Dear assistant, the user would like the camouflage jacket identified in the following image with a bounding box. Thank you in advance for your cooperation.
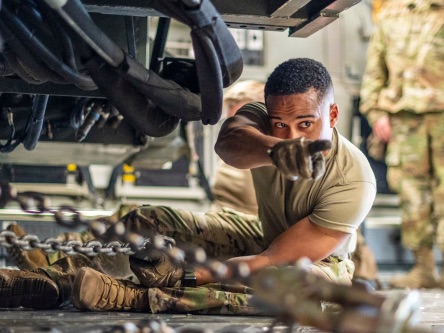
[360,0,444,126]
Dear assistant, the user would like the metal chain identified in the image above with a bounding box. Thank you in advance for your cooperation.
[0,182,185,258]
[0,182,111,230]
[0,182,249,281]
[0,230,179,257]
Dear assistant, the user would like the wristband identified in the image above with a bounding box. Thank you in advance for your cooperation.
[181,268,197,288]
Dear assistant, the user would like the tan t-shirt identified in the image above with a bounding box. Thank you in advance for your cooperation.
[211,161,258,215]
[238,102,377,256]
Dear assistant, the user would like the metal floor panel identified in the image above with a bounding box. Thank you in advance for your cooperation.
[1,288,444,333]
[0,310,320,333]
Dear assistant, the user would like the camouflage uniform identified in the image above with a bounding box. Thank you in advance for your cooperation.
[40,205,354,313]
[44,204,139,265]
[360,0,444,251]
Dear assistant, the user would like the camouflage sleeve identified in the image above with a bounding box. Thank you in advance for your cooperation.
[359,23,389,126]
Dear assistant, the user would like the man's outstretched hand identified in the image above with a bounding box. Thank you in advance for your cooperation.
[268,138,332,180]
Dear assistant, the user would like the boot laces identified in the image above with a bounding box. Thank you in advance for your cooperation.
[101,275,144,310]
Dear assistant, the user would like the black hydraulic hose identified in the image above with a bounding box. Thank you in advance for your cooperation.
[149,0,243,87]
[190,31,223,125]
[54,24,77,71]
[123,70,202,121]
[10,0,50,39]
[46,0,241,125]
[85,56,179,137]
[47,0,157,85]
[43,0,125,67]
[149,17,171,74]
[0,56,15,77]
[0,7,96,90]
[0,20,66,84]
[23,94,49,151]
[148,0,222,124]
[37,1,77,70]
[45,0,200,119]
[183,0,243,87]
[7,56,43,84]
[125,16,138,59]
[1,50,41,84]
[149,0,243,124]
[54,1,178,96]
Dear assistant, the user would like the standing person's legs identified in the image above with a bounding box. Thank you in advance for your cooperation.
[428,112,444,286]
[386,113,439,289]
[351,228,381,289]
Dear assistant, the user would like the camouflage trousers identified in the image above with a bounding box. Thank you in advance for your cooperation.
[46,203,138,265]
[40,205,354,313]
[385,112,444,250]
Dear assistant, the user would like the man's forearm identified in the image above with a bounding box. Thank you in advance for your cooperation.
[195,219,349,285]
[215,117,279,169]
[195,267,214,285]
[195,254,271,285]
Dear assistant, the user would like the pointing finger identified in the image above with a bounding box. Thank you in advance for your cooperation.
[308,140,332,155]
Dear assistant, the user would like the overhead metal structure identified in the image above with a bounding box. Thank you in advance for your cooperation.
[83,0,361,37]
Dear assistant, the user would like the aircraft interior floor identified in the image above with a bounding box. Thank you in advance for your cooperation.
[1,271,444,333]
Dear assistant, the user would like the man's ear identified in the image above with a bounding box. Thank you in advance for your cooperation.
[329,103,339,128]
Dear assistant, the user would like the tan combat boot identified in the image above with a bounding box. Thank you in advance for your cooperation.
[389,247,440,289]
[0,269,59,309]
[5,224,49,270]
[72,267,150,312]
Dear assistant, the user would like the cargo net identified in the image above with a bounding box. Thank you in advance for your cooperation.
[0,182,431,333]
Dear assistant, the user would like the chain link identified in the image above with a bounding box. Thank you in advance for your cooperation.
[0,182,250,281]
[0,230,137,256]
[0,183,111,230]
[0,183,242,283]
[0,229,180,258]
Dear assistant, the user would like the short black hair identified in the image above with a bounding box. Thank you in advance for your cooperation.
[264,58,333,101]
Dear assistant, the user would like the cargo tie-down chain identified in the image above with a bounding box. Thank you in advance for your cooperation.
[0,182,249,282]
[0,182,432,333]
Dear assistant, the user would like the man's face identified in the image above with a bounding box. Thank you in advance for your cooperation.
[266,88,338,143]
